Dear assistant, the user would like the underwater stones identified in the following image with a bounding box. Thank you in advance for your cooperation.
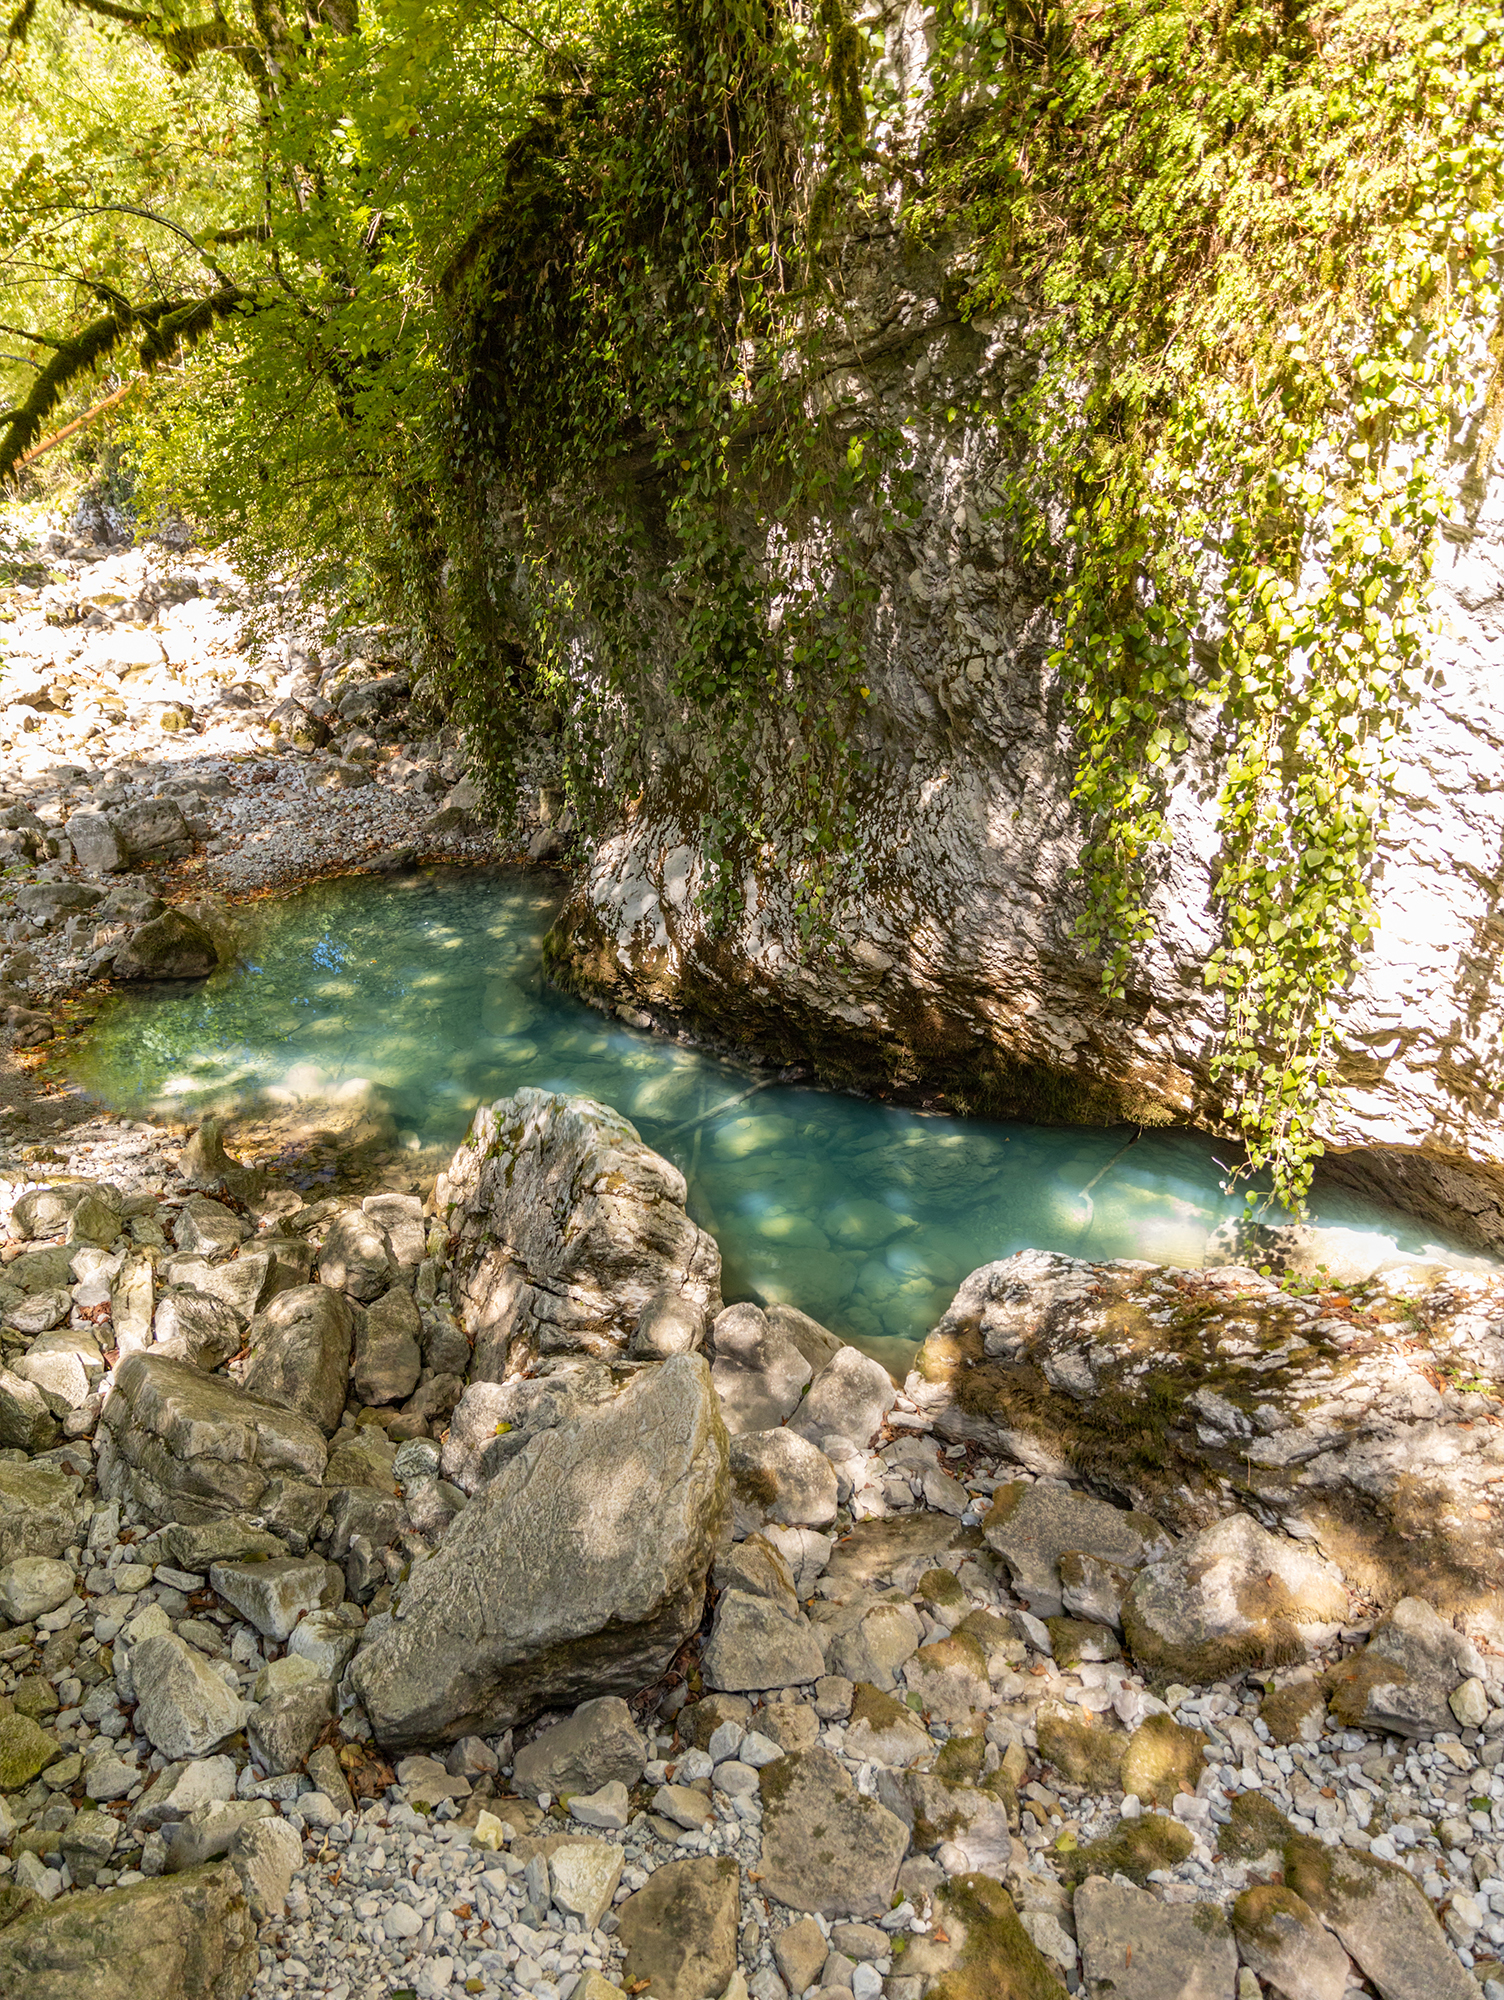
[437,1089,722,1374]
[710,1301,812,1433]
[1121,1513,1349,1683]
[1325,1595,1485,1737]
[728,1426,839,1535]
[241,1283,355,1434]
[112,910,218,981]
[983,1479,1172,1619]
[349,1353,727,1746]
[98,1350,328,1527]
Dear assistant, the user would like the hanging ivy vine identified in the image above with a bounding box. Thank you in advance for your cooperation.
[920,0,1504,1207]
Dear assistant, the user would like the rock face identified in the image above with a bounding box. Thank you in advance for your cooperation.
[435,1090,722,1377]
[350,1353,728,1746]
[531,184,1504,1256]
[97,1351,328,1527]
[905,1250,1504,1639]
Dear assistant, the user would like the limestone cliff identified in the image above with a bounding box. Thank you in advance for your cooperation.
[461,7,1504,1249]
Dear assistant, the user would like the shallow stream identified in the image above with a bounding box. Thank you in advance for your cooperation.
[70,868,1484,1366]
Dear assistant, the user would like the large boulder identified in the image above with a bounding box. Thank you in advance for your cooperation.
[113,910,217,981]
[239,1285,354,1434]
[435,1091,722,1378]
[983,1479,1172,1620]
[350,1352,728,1747]
[1122,1513,1348,1683]
[907,1250,1504,1639]
[440,1360,623,1495]
[1326,1596,1485,1737]
[97,1351,328,1530]
[709,1303,811,1434]
[0,1461,81,1564]
[0,1862,256,2000]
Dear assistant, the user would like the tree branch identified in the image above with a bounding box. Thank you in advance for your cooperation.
[0,287,248,485]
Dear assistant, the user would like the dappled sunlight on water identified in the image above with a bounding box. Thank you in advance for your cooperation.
[70,868,1484,1359]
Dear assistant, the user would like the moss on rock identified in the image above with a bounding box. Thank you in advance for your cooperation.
[1218,1788,1297,1864]
[1059,1812,1194,1886]
[924,1873,1069,2000]
[1035,1703,1130,1792]
[1118,1714,1206,1808]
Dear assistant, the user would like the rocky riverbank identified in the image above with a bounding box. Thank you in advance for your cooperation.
[1,1087,1502,2000]
[0,514,506,1083]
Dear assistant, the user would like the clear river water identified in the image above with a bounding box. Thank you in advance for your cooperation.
[70,867,1485,1366]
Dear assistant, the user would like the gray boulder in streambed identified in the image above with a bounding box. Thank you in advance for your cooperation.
[112,909,218,981]
[349,1351,729,1748]
[435,1089,723,1379]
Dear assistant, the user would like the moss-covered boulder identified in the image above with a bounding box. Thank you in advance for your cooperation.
[1118,1714,1206,1808]
[1284,1832,1475,2000]
[0,1712,59,1791]
[1217,1788,1296,1865]
[1232,1884,1350,2000]
[1122,1514,1348,1684]
[1259,1677,1326,1746]
[1035,1702,1129,1792]
[898,1873,1067,2000]
[1058,1811,1194,1886]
